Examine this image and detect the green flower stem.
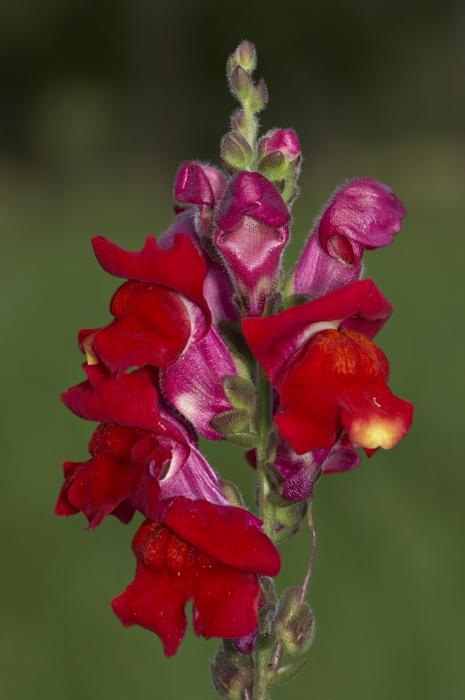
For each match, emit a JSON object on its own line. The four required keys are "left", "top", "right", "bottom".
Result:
{"left": 253, "top": 363, "right": 274, "bottom": 699}
{"left": 243, "top": 100, "right": 257, "bottom": 155}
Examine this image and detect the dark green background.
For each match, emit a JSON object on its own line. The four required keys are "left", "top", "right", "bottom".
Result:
{"left": 1, "top": 2, "right": 464, "bottom": 698}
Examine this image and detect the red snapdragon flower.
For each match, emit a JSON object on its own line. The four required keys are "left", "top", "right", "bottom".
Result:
{"left": 81, "top": 232, "right": 211, "bottom": 374}
{"left": 112, "top": 497, "right": 281, "bottom": 656}
{"left": 56, "top": 364, "right": 227, "bottom": 528}
{"left": 243, "top": 278, "right": 413, "bottom": 455}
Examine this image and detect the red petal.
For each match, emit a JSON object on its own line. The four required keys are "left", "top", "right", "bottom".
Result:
{"left": 163, "top": 497, "right": 281, "bottom": 576}
{"left": 92, "top": 233, "right": 208, "bottom": 312}
{"left": 61, "top": 365, "right": 164, "bottom": 433}
{"left": 192, "top": 560, "right": 260, "bottom": 639}
{"left": 341, "top": 381, "right": 414, "bottom": 451}
{"left": 56, "top": 453, "right": 133, "bottom": 529}
{"left": 55, "top": 462, "right": 80, "bottom": 516}
{"left": 276, "top": 328, "right": 412, "bottom": 454}
{"left": 92, "top": 281, "right": 191, "bottom": 373}
{"left": 243, "top": 278, "right": 392, "bottom": 385}
{"left": 112, "top": 562, "right": 189, "bottom": 657}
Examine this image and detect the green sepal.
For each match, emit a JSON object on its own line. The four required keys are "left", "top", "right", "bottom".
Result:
{"left": 223, "top": 375, "right": 256, "bottom": 410}
{"left": 210, "top": 648, "right": 253, "bottom": 698}
{"left": 258, "top": 603, "right": 276, "bottom": 635}
{"left": 210, "top": 410, "right": 258, "bottom": 448}
{"left": 275, "top": 500, "right": 307, "bottom": 529}
{"left": 229, "top": 66, "right": 253, "bottom": 101}
{"left": 226, "top": 431, "right": 259, "bottom": 448}
{"left": 249, "top": 78, "right": 268, "bottom": 112}
{"left": 221, "top": 130, "right": 253, "bottom": 171}
{"left": 210, "top": 409, "right": 249, "bottom": 435}
{"left": 270, "top": 658, "right": 307, "bottom": 686}
{"left": 258, "top": 151, "right": 287, "bottom": 181}
{"left": 220, "top": 480, "right": 246, "bottom": 507}
{"left": 260, "top": 576, "right": 278, "bottom": 607}
{"left": 273, "top": 524, "right": 301, "bottom": 544}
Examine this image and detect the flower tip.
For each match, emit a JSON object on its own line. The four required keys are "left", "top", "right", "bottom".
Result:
{"left": 349, "top": 410, "right": 413, "bottom": 451}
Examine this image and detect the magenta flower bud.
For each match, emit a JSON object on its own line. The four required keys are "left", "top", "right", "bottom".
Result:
{"left": 258, "top": 128, "right": 301, "bottom": 163}
{"left": 174, "top": 161, "right": 227, "bottom": 212}
{"left": 161, "top": 327, "right": 239, "bottom": 440}
{"left": 215, "top": 171, "right": 291, "bottom": 315}
{"left": 294, "top": 178, "right": 405, "bottom": 298}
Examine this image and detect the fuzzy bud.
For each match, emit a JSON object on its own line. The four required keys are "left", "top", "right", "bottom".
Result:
{"left": 210, "top": 408, "right": 258, "bottom": 448}
{"left": 210, "top": 649, "right": 253, "bottom": 699}
{"left": 221, "top": 131, "right": 253, "bottom": 171}
{"left": 230, "top": 108, "right": 249, "bottom": 136}
{"left": 220, "top": 479, "right": 246, "bottom": 507}
{"left": 275, "top": 587, "right": 315, "bottom": 655}
{"left": 229, "top": 40, "right": 257, "bottom": 74}
{"left": 258, "top": 129, "right": 301, "bottom": 163}
{"left": 229, "top": 66, "right": 253, "bottom": 101}
{"left": 250, "top": 79, "right": 268, "bottom": 113}
{"left": 222, "top": 375, "right": 256, "bottom": 411}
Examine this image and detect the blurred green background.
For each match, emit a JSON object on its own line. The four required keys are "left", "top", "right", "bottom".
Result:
{"left": 1, "top": 1, "right": 464, "bottom": 698}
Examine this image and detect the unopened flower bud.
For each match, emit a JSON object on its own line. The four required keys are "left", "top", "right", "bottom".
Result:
{"left": 174, "top": 160, "right": 226, "bottom": 210}
{"left": 221, "top": 131, "right": 253, "bottom": 171}
{"left": 258, "top": 128, "right": 301, "bottom": 163}
{"left": 229, "top": 65, "right": 253, "bottom": 101}
{"left": 210, "top": 649, "right": 253, "bottom": 698}
{"left": 215, "top": 171, "right": 290, "bottom": 315}
{"left": 230, "top": 108, "right": 248, "bottom": 137}
{"left": 275, "top": 587, "right": 315, "bottom": 655}
{"left": 250, "top": 79, "right": 268, "bottom": 113}
{"left": 229, "top": 39, "right": 257, "bottom": 74}
{"left": 220, "top": 479, "right": 245, "bottom": 507}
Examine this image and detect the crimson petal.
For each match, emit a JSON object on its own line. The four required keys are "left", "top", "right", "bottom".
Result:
{"left": 163, "top": 497, "right": 281, "bottom": 576}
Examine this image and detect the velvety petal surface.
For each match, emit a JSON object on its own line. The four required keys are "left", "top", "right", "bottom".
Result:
{"left": 112, "top": 562, "right": 189, "bottom": 657}
{"left": 92, "top": 233, "right": 208, "bottom": 310}
{"left": 243, "top": 278, "right": 392, "bottom": 385}
{"left": 62, "top": 364, "right": 164, "bottom": 432}
{"left": 294, "top": 178, "right": 405, "bottom": 297}
{"left": 174, "top": 161, "right": 227, "bottom": 209}
{"left": 163, "top": 497, "right": 281, "bottom": 576}
{"left": 161, "top": 327, "right": 238, "bottom": 440}
{"left": 192, "top": 562, "right": 260, "bottom": 639}
{"left": 215, "top": 171, "right": 290, "bottom": 315}
{"left": 276, "top": 328, "right": 413, "bottom": 454}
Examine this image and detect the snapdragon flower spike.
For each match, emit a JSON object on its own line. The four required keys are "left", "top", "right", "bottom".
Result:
{"left": 215, "top": 171, "right": 290, "bottom": 315}
{"left": 161, "top": 326, "right": 239, "bottom": 440}
{"left": 112, "top": 497, "right": 281, "bottom": 656}
{"left": 294, "top": 178, "right": 405, "bottom": 298}
{"left": 55, "top": 364, "right": 227, "bottom": 528}
{"left": 82, "top": 232, "right": 210, "bottom": 375}
{"left": 243, "top": 279, "right": 413, "bottom": 455}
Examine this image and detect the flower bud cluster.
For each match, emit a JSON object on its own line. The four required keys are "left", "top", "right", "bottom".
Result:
{"left": 222, "top": 40, "right": 268, "bottom": 172}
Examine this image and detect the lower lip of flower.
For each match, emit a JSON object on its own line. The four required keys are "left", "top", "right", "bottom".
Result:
{"left": 350, "top": 416, "right": 405, "bottom": 449}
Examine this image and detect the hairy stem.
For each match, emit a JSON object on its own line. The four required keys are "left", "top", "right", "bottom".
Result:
{"left": 253, "top": 363, "right": 274, "bottom": 699}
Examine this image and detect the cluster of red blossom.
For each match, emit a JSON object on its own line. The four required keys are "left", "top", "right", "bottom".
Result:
{"left": 56, "top": 48, "right": 413, "bottom": 661}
